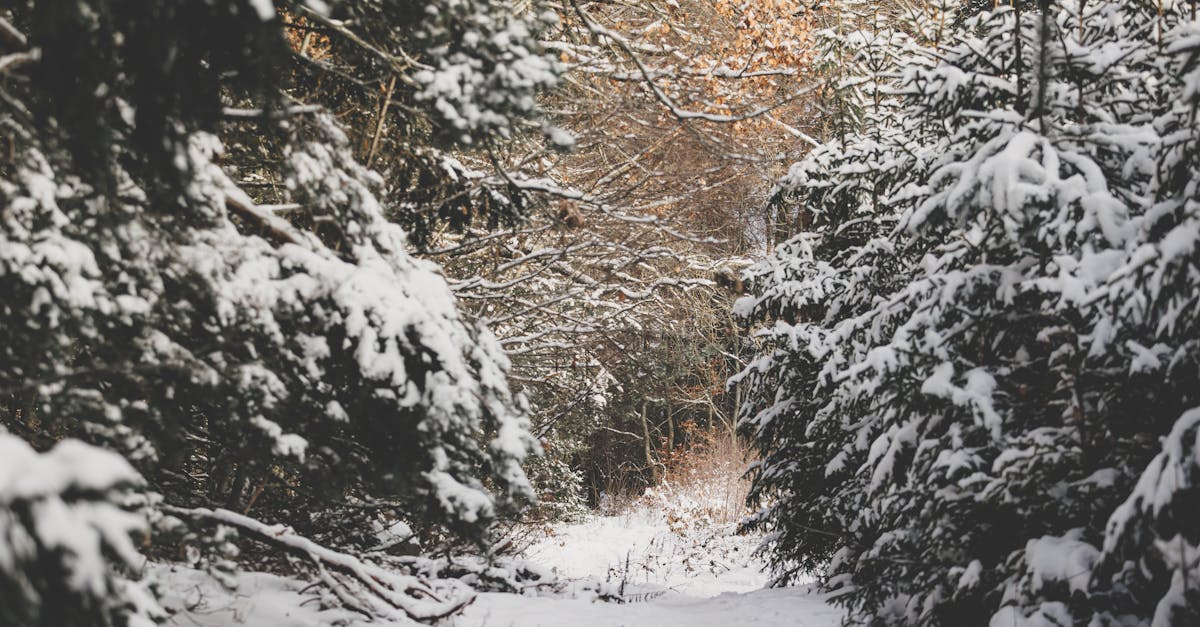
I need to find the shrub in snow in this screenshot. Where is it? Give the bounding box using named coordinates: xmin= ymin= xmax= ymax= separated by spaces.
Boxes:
xmin=737 ymin=2 xmax=1200 ymax=625
xmin=0 ymin=435 xmax=159 ymax=627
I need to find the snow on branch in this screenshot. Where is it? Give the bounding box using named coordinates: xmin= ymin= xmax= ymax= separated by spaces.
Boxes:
xmin=222 ymin=104 xmax=324 ymax=119
xmin=163 ymin=506 xmax=475 ymax=623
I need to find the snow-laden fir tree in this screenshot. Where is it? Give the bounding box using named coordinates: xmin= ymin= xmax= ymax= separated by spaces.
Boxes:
xmin=735 ymin=0 xmax=952 ymax=583
xmin=1 ymin=0 xmax=558 ymax=622
xmin=737 ymin=1 xmax=1200 ymax=624
xmin=1078 ymin=10 xmax=1200 ymax=624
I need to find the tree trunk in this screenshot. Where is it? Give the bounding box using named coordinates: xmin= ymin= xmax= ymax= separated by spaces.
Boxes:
xmin=666 ymin=405 xmax=675 ymax=453
xmin=641 ymin=400 xmax=658 ymax=484
xmin=732 ymin=381 xmax=742 ymax=447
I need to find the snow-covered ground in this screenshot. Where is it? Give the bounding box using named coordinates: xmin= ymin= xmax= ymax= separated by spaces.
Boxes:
xmin=459 ymin=587 xmax=842 ymax=627
xmin=456 ymin=504 xmax=843 ymax=626
xmin=159 ymin=565 xmax=360 ymax=626
xmin=159 ymin=501 xmax=843 ymax=626
xmin=522 ymin=506 xmax=770 ymax=596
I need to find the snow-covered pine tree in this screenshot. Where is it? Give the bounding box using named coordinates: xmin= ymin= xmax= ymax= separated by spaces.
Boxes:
xmin=802 ymin=0 xmax=871 ymax=147
xmin=1 ymin=0 xmax=555 ymax=606
xmin=1067 ymin=7 xmax=1200 ymax=624
xmin=735 ymin=0 xmax=951 ymax=584
xmin=738 ymin=1 xmax=1200 ymax=624
xmin=0 ymin=435 xmax=160 ymax=627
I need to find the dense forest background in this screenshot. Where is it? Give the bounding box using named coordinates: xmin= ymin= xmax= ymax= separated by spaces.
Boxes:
xmin=2 ymin=1 xmax=1199 ymax=626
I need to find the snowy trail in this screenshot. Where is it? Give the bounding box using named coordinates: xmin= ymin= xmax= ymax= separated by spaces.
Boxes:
xmin=455 ymin=509 xmax=844 ymax=627
xmin=158 ymin=506 xmax=843 ymax=626
xmin=457 ymin=587 xmax=843 ymax=627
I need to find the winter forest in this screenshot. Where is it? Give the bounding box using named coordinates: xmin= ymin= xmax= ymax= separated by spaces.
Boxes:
xmin=1 ymin=0 xmax=1199 ymax=625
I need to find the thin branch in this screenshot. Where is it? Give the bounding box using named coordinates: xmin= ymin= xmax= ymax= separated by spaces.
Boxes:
xmin=568 ymin=1 xmax=817 ymax=124
xmin=0 ymin=49 xmax=37 ymax=74
xmin=222 ymin=104 xmax=324 ymax=119
xmin=0 ymin=17 xmax=28 ymax=52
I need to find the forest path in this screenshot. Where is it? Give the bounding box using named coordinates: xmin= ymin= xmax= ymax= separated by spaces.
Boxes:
xmin=454 ymin=507 xmax=843 ymax=626
xmin=158 ymin=498 xmax=842 ymax=626
xmin=457 ymin=586 xmax=842 ymax=627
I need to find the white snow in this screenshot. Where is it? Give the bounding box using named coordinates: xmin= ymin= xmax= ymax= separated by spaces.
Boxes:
xmin=156 ymin=564 xmax=363 ymax=627
xmin=247 ymin=0 xmax=276 ymax=21
xmin=457 ymin=587 xmax=843 ymax=627
xmin=1021 ymin=533 xmax=1099 ymax=595
xmin=457 ymin=501 xmax=843 ymax=627
xmin=521 ymin=507 xmax=768 ymax=597
xmin=156 ymin=497 xmax=842 ymax=627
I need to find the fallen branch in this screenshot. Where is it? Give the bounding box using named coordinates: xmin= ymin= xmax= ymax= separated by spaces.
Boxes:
xmin=164 ymin=505 xmax=476 ymax=623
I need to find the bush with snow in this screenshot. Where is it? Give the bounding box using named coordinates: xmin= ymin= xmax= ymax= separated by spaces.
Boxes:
xmin=1 ymin=0 xmax=551 ymax=542
xmin=0 ymin=435 xmax=160 ymax=627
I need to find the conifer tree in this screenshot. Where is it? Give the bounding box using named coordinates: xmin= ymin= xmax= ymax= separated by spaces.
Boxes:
xmin=736 ymin=0 xmax=951 ymax=586
xmin=738 ymin=2 xmax=1200 ymax=624
xmin=1 ymin=0 xmax=557 ymax=620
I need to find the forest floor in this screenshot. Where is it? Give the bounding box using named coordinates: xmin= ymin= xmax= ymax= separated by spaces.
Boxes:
xmin=160 ymin=498 xmax=842 ymax=626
